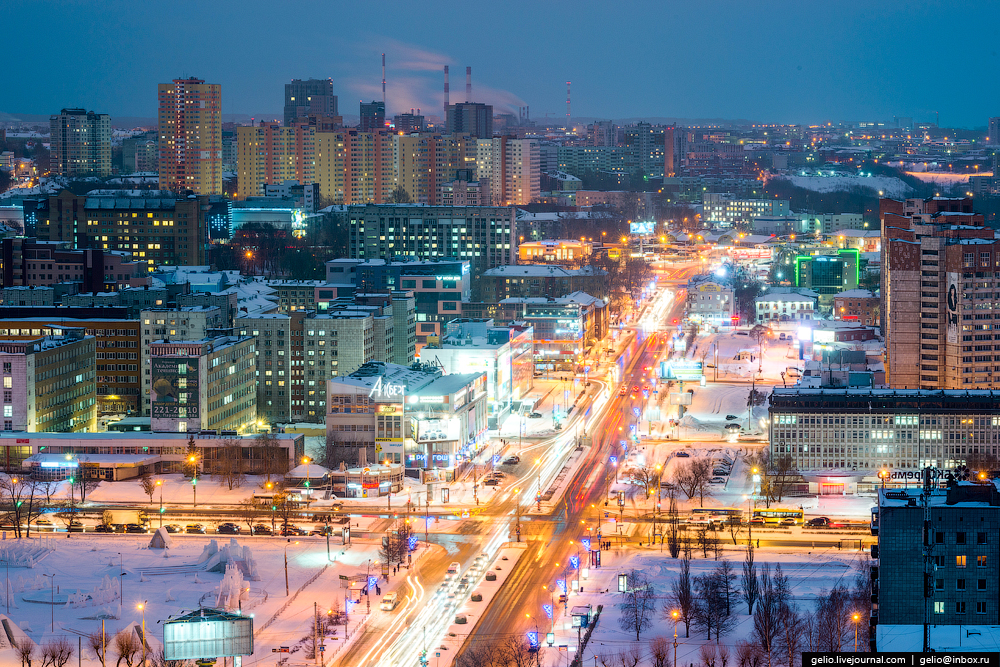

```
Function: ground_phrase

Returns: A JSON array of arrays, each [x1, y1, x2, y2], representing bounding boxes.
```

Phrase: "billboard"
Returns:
[[416, 417, 459, 443], [946, 272, 959, 344], [151, 357, 200, 421], [629, 221, 656, 235], [660, 360, 703, 381], [163, 610, 253, 660], [726, 247, 772, 260]]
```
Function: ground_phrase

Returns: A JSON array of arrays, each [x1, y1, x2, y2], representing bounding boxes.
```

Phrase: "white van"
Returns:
[[380, 592, 399, 611]]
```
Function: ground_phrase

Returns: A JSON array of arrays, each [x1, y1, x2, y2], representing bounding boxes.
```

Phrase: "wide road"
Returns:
[[453, 304, 674, 662]]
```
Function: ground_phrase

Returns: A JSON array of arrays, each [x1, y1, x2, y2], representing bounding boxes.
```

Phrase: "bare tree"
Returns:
[[500, 636, 534, 667], [694, 572, 737, 641], [649, 637, 671, 667], [237, 497, 262, 534], [39, 637, 73, 667], [140, 474, 157, 505], [665, 557, 694, 637], [715, 559, 740, 615], [615, 645, 642, 667], [741, 546, 759, 615], [719, 642, 731, 667], [735, 641, 764, 667], [0, 475, 41, 538], [699, 642, 717, 667], [113, 629, 141, 667], [255, 431, 286, 481], [814, 584, 853, 652], [752, 564, 780, 667], [667, 496, 681, 558], [213, 438, 247, 490], [618, 568, 657, 641], [88, 630, 110, 667], [14, 637, 35, 667], [148, 649, 189, 667]]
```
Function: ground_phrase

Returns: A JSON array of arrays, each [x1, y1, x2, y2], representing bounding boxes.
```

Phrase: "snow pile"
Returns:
[[198, 538, 261, 581], [772, 173, 913, 198], [0, 541, 52, 567], [67, 576, 120, 608]]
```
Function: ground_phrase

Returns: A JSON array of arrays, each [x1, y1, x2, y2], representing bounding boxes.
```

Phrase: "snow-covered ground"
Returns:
[[0, 532, 438, 665], [769, 173, 913, 198]]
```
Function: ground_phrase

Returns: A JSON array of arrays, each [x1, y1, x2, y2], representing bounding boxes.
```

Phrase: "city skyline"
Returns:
[[6, 0, 1000, 127]]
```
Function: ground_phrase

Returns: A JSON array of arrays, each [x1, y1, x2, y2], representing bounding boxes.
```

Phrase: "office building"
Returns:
[[140, 307, 225, 414], [873, 482, 1000, 639], [768, 388, 1000, 493], [284, 78, 338, 126], [360, 101, 385, 132], [236, 122, 316, 200], [314, 129, 395, 204], [325, 361, 487, 474], [834, 289, 879, 326], [794, 249, 860, 303], [479, 265, 608, 304], [685, 281, 735, 328], [157, 77, 222, 195], [420, 319, 533, 428], [263, 181, 319, 212], [149, 335, 256, 434], [346, 204, 516, 297], [881, 196, 1000, 390], [446, 102, 493, 139], [499, 293, 607, 372], [49, 109, 111, 178], [0, 316, 139, 416], [0, 328, 96, 433], [33, 191, 208, 267], [0, 237, 145, 291], [704, 193, 790, 227]]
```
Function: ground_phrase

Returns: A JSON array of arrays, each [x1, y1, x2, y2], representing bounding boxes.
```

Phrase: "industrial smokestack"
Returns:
[[381, 53, 386, 107], [444, 66, 450, 119], [466, 66, 472, 101]]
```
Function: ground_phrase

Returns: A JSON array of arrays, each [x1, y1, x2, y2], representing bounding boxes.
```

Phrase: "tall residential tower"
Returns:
[[157, 78, 222, 195], [49, 109, 111, 178]]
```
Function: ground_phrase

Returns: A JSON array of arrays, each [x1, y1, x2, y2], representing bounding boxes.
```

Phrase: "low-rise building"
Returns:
[[833, 289, 879, 325], [479, 265, 607, 304], [326, 361, 487, 477], [685, 280, 734, 328], [754, 289, 817, 324], [499, 292, 607, 372], [0, 328, 97, 433], [149, 335, 257, 434], [419, 319, 534, 428], [517, 240, 593, 264]]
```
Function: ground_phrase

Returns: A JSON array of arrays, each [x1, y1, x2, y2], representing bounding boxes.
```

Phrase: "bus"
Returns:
[[689, 507, 744, 526], [751, 508, 804, 525]]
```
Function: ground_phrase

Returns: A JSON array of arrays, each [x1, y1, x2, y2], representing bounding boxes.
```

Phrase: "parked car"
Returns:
[[280, 525, 307, 536], [725, 415, 738, 421], [217, 523, 240, 535], [710, 477, 726, 484], [124, 524, 148, 534], [252, 524, 273, 535], [109, 524, 126, 533], [713, 469, 730, 476], [483, 478, 500, 487], [675, 451, 690, 458], [164, 524, 182, 534], [778, 332, 786, 340], [503, 456, 520, 465], [185, 524, 207, 534], [93, 524, 114, 533], [806, 517, 831, 527], [310, 525, 335, 536], [724, 424, 741, 432], [527, 412, 543, 419], [780, 518, 798, 526], [67, 520, 85, 533]]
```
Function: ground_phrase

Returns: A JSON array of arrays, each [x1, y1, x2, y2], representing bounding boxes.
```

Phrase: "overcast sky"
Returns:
[[6, 0, 998, 127]]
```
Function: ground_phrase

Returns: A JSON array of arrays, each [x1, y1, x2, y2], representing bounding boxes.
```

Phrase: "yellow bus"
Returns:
[[751, 507, 804, 525]]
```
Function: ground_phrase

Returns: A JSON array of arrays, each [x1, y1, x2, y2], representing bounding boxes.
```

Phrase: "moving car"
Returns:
[[217, 523, 240, 535], [447, 562, 461, 576], [185, 524, 207, 534], [483, 478, 500, 486], [725, 415, 738, 421], [503, 455, 520, 465], [67, 520, 85, 533], [280, 525, 307, 536], [618, 387, 627, 397], [164, 524, 182, 534], [780, 518, 797, 526], [124, 524, 148, 534], [380, 592, 400, 611], [806, 517, 832, 527], [252, 524, 273, 535], [527, 412, 543, 419]]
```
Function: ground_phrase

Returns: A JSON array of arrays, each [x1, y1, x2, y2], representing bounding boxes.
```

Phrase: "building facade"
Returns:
[[284, 78, 338, 127], [834, 289, 879, 326], [236, 123, 316, 200], [140, 307, 225, 414], [158, 77, 223, 195], [314, 130, 395, 205], [149, 335, 256, 434], [499, 293, 607, 372], [49, 109, 111, 178], [703, 193, 790, 227], [686, 281, 735, 328], [479, 265, 607, 304], [0, 237, 145, 291], [0, 329, 96, 433], [446, 103, 493, 139]]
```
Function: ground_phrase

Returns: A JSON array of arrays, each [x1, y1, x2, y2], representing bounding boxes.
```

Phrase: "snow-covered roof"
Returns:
[[834, 289, 876, 299], [285, 463, 331, 479]]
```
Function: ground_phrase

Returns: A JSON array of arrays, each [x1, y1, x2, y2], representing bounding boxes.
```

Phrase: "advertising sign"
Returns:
[[660, 360, 703, 381], [416, 417, 459, 443], [946, 272, 959, 344], [629, 221, 656, 235], [151, 357, 200, 422], [726, 247, 772, 260], [163, 610, 253, 660]]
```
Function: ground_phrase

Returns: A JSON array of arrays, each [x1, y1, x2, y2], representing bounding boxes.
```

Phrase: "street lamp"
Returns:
[[852, 612, 860, 651], [42, 574, 55, 631], [188, 455, 199, 508], [156, 480, 164, 527], [878, 469, 889, 489], [671, 609, 680, 665], [138, 601, 148, 666]]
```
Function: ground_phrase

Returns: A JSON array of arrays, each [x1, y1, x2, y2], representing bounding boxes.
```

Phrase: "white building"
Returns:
[[754, 289, 818, 324], [685, 281, 734, 328]]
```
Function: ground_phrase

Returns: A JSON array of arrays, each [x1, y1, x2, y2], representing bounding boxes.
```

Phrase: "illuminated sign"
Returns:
[[629, 221, 655, 235], [726, 247, 772, 260], [377, 404, 403, 415], [660, 360, 703, 381], [369, 376, 405, 399], [163, 610, 253, 660]]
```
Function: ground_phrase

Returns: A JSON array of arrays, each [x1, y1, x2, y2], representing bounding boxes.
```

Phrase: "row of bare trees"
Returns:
[[456, 636, 539, 667]]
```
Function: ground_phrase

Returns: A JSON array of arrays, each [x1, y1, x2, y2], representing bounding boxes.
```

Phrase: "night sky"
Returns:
[[6, 0, 999, 127]]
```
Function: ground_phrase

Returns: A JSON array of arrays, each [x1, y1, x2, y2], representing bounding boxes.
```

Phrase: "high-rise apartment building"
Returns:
[[157, 77, 222, 195], [623, 122, 666, 179], [446, 103, 493, 139], [34, 191, 208, 268], [284, 79, 338, 126], [393, 113, 425, 133], [236, 122, 316, 200], [393, 134, 475, 205], [990, 117, 1000, 144], [360, 101, 385, 132], [49, 109, 111, 178], [0, 328, 97, 433], [314, 130, 394, 205], [149, 335, 256, 434], [489, 138, 540, 206], [881, 196, 1000, 390]]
